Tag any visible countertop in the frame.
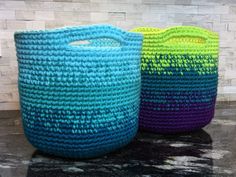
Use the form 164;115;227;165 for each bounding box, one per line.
0;102;236;177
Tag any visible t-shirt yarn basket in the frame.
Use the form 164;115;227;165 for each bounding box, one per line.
15;25;143;158
131;26;219;133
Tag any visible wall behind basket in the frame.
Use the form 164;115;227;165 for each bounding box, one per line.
0;0;235;110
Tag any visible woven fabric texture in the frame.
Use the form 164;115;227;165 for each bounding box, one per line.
131;26;219;133
15;25;143;158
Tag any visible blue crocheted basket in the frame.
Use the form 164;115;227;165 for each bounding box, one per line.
15;24;143;158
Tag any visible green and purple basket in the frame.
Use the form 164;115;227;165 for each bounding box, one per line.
131;26;219;133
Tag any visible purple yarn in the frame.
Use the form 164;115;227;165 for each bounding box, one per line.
139;99;216;133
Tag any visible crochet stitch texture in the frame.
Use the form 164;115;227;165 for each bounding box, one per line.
131;26;219;133
15;25;143;158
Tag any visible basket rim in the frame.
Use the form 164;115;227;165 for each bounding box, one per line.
131;25;219;38
14;24;143;39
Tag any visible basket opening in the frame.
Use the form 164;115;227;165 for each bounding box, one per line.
69;38;121;48
164;36;206;45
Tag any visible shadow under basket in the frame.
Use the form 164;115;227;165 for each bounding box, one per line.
15;24;143;158
131;26;219;133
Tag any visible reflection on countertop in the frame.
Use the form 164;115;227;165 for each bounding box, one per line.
0;101;236;177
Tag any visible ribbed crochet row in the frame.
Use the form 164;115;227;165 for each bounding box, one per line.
131;26;219;133
15;24;143;158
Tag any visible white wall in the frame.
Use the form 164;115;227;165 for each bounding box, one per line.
0;0;236;110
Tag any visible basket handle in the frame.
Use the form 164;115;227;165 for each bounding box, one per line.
63;25;126;50
161;27;216;48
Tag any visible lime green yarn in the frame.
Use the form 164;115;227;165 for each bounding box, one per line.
131;26;219;75
131;27;161;34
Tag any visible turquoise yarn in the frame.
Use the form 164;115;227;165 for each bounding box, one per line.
15;24;143;158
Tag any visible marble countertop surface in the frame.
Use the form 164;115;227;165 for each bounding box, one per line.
0;102;236;177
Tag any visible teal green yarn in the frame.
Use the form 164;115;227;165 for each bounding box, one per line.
15;24;143;158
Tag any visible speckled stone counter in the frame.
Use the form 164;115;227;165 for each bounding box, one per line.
0;102;236;177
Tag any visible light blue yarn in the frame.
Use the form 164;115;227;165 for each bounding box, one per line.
15;24;143;158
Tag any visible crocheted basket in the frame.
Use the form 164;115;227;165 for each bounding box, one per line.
131;26;219;133
15;25;143;158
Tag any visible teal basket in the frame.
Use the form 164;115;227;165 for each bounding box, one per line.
15;25;143;158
